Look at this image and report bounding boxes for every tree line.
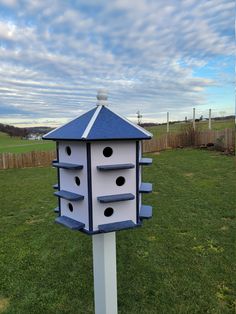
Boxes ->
[0,123,29,138]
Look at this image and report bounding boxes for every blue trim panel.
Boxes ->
[97,193,135,203]
[56,142,61,217]
[80,228,101,235]
[86,143,93,232]
[55,216,85,230]
[44,137,151,142]
[140,205,152,219]
[98,220,138,233]
[97,163,135,171]
[53,183,58,189]
[139,158,152,165]
[80,221,142,235]
[139,183,152,193]
[54,207,59,213]
[52,162,83,170]
[136,141,140,224]
[54,190,84,201]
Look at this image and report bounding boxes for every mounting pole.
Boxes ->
[92,232,118,314]
[209,109,212,130]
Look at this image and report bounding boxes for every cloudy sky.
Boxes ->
[0,0,234,127]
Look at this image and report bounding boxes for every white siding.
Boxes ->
[58,141,89,230]
[91,141,137,231]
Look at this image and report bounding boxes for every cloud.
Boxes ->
[0,103,30,115]
[0,0,17,7]
[0,0,234,125]
[0,21,16,40]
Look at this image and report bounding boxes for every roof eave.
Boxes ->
[42,136,152,142]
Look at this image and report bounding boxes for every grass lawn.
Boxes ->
[0,132,54,154]
[148,119,235,138]
[0,149,235,313]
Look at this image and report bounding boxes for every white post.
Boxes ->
[193,108,196,131]
[209,109,212,130]
[167,112,169,133]
[92,232,118,314]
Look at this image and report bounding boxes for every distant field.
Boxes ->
[147,119,235,138]
[0,132,54,153]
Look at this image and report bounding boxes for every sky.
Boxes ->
[0,0,234,127]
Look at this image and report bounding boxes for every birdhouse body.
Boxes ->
[43,96,153,235]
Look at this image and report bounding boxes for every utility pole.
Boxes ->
[193,108,196,131]
[136,111,142,125]
[209,109,212,130]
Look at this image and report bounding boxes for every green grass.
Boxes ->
[0,132,54,153]
[147,119,235,138]
[0,149,235,313]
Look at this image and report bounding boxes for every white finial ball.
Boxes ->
[97,89,108,101]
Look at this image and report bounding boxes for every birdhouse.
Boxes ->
[43,90,153,234]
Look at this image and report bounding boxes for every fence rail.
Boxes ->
[0,128,234,169]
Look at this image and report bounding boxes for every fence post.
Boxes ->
[167,112,169,133]
[165,133,169,149]
[225,128,229,150]
[2,153,6,169]
[193,108,196,131]
[209,109,212,130]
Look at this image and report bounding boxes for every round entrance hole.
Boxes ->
[75,176,80,186]
[103,146,113,158]
[116,176,125,186]
[104,207,114,217]
[68,203,73,212]
[66,146,71,156]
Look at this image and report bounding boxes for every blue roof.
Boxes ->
[43,105,152,141]
[43,107,97,140]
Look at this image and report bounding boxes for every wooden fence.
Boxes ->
[194,128,234,149]
[0,128,234,169]
[143,128,235,153]
[0,151,56,170]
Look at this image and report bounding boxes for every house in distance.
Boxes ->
[43,89,153,234]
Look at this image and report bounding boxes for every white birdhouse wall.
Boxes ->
[58,141,89,229]
[90,141,137,231]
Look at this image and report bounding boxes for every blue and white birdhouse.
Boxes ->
[43,90,153,234]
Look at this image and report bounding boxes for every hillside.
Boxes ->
[0,132,54,154]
